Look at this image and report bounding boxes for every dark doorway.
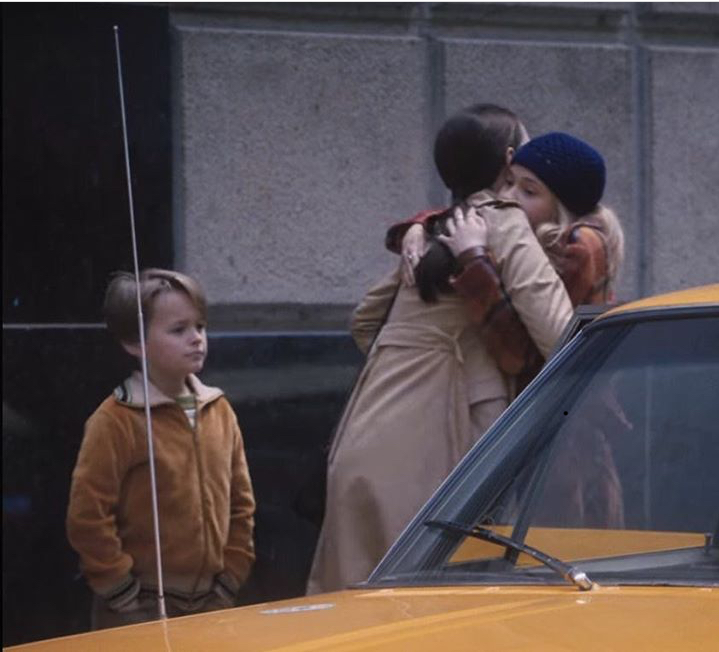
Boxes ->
[2,3,172,645]
[2,2,173,324]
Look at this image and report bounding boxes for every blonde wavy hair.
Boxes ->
[535,201,625,293]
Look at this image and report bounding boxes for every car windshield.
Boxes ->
[369,310,719,588]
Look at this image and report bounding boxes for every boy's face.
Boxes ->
[141,289,207,385]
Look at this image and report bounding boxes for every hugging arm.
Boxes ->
[436,200,573,383]
[433,206,534,374]
[385,202,576,381]
[384,208,445,254]
[481,206,573,360]
[451,256,539,377]
[385,208,447,287]
[451,220,612,383]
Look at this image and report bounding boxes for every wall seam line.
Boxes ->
[628,5,653,299]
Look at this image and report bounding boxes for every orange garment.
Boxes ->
[67,372,255,599]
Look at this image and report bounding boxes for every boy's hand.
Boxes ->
[400,224,427,286]
[212,570,240,608]
[437,206,488,258]
[102,575,141,613]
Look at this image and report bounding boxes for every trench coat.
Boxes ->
[306,191,573,594]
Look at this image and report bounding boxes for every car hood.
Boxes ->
[10,585,718,651]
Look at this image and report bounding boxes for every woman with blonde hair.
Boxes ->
[508,131,624,302]
[393,131,625,392]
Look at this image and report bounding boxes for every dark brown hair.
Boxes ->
[417,104,525,302]
[103,268,207,343]
[434,103,526,202]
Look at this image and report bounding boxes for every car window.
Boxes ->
[371,313,719,587]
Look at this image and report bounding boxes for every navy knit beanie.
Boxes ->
[512,132,606,216]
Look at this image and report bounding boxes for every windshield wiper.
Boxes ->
[425,519,595,591]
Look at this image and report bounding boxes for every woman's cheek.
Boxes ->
[525,202,546,228]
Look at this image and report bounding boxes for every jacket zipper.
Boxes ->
[187,403,210,598]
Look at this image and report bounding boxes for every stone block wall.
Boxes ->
[171,3,719,328]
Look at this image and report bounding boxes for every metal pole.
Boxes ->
[113,25,167,620]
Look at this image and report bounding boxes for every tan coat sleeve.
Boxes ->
[482,205,574,359]
[350,268,400,355]
[66,409,136,594]
[223,409,256,587]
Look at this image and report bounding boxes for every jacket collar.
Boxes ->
[113,371,224,409]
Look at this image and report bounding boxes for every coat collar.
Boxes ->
[113,371,224,409]
[465,189,521,211]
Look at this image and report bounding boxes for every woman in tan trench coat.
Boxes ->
[306,105,574,594]
[389,132,628,527]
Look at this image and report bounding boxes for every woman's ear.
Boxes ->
[505,147,515,166]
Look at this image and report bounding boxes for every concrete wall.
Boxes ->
[171,2,719,328]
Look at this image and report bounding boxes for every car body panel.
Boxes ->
[8,586,718,651]
[600,283,719,318]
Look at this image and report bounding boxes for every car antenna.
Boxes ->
[113,25,167,621]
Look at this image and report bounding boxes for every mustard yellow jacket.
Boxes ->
[66,372,255,598]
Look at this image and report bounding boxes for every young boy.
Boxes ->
[67,268,255,629]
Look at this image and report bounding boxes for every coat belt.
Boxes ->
[373,321,465,363]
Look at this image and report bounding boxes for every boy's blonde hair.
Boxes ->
[536,202,625,294]
[104,268,207,344]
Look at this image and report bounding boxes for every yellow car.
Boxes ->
[8,285,719,651]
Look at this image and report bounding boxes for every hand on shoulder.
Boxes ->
[437,205,488,258]
[400,223,427,286]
